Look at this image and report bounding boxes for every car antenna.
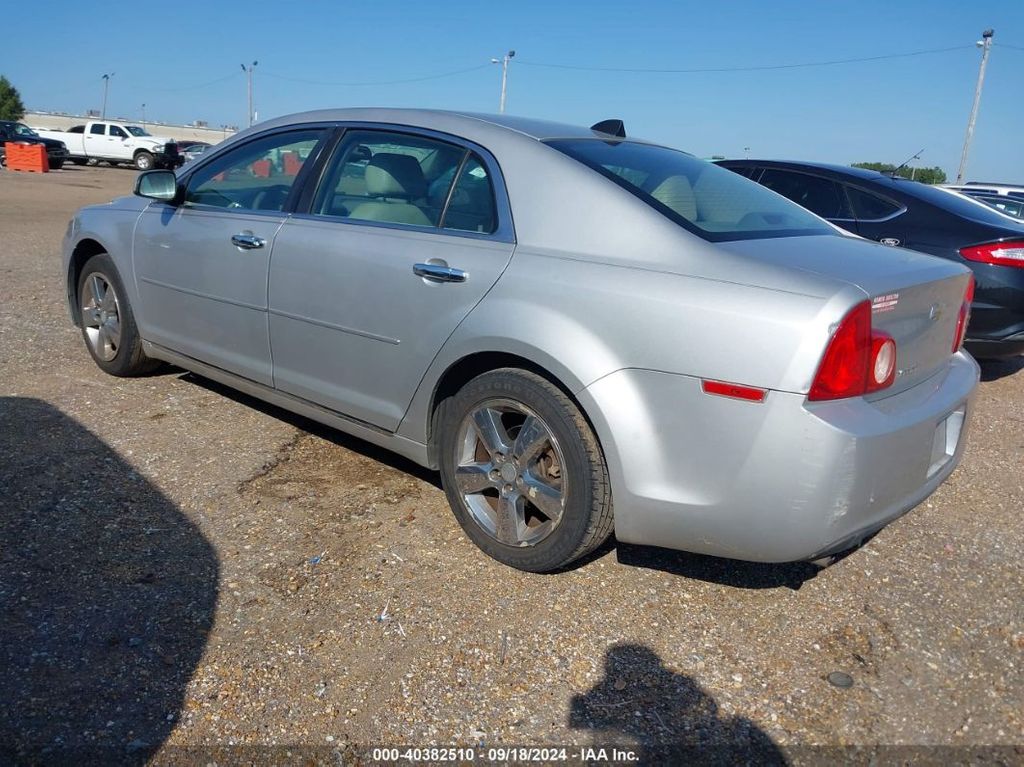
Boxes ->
[590,119,626,138]
[887,149,924,179]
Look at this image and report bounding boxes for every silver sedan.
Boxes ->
[62,109,979,572]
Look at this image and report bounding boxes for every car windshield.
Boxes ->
[125,126,150,137]
[547,139,834,242]
[13,123,38,137]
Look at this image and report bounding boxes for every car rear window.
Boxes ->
[547,139,833,242]
[905,182,1024,228]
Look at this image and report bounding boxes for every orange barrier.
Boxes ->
[5,142,49,173]
[282,151,302,176]
[252,159,271,178]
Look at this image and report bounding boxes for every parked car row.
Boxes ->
[0,121,69,169]
[63,109,979,573]
[34,121,181,170]
[717,160,1024,359]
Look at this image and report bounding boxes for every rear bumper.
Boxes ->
[578,352,980,563]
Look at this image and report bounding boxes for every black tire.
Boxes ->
[48,158,64,170]
[71,158,88,166]
[438,368,613,572]
[134,151,154,171]
[77,253,160,377]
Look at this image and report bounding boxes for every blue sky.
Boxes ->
[6,1,1024,181]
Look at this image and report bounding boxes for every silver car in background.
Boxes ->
[62,109,979,572]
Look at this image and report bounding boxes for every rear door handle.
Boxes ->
[232,233,266,250]
[414,263,467,283]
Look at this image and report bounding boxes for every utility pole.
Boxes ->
[241,61,258,127]
[491,50,515,113]
[956,29,994,184]
[141,103,146,126]
[101,73,114,119]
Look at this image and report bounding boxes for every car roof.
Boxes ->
[249,108,642,144]
[718,158,888,181]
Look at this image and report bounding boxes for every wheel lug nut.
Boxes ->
[503,484,512,493]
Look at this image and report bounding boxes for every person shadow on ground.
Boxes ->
[570,643,786,766]
[0,397,218,764]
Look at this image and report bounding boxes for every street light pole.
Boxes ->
[241,61,258,127]
[101,73,114,119]
[141,103,146,126]
[956,29,994,184]
[491,50,515,113]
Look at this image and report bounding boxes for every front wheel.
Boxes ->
[48,158,65,170]
[438,369,613,572]
[134,152,154,170]
[77,253,159,377]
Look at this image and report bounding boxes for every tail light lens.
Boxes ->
[952,275,975,352]
[809,301,898,401]
[960,240,1024,268]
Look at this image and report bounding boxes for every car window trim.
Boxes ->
[175,124,336,216]
[291,121,515,244]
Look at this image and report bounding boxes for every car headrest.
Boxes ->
[365,153,427,200]
[651,175,697,221]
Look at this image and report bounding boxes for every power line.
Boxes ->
[260,63,492,87]
[150,72,243,93]
[994,42,1024,51]
[516,44,974,73]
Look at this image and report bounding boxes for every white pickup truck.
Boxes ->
[35,121,179,170]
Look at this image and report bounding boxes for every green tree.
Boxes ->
[0,76,26,121]
[851,161,947,185]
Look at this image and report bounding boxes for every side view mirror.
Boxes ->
[135,170,179,202]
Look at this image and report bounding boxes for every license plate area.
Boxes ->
[927,406,965,478]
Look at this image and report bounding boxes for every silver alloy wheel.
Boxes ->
[135,153,153,170]
[454,399,567,547]
[81,272,122,362]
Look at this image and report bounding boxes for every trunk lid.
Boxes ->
[720,233,972,395]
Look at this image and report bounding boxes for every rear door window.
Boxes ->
[758,168,852,219]
[89,124,105,135]
[313,130,467,228]
[846,186,903,221]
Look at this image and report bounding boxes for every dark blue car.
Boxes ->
[718,160,1024,359]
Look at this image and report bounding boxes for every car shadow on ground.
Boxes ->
[177,371,821,589]
[978,356,1024,382]
[570,643,786,766]
[179,371,443,488]
[0,397,218,764]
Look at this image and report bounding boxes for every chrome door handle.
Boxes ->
[414,263,467,283]
[231,233,266,250]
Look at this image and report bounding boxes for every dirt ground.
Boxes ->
[0,165,1021,765]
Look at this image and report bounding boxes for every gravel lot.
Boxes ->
[0,166,1021,764]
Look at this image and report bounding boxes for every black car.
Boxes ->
[718,160,1024,358]
[0,121,70,170]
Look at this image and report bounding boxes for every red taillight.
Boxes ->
[952,275,975,352]
[809,301,898,401]
[960,240,1024,268]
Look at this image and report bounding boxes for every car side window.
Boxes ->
[441,155,497,234]
[846,186,902,221]
[185,129,325,212]
[110,126,127,139]
[313,131,465,228]
[758,169,851,219]
[89,124,105,135]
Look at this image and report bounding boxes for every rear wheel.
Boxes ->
[438,369,613,572]
[77,253,159,377]
[134,152,154,171]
